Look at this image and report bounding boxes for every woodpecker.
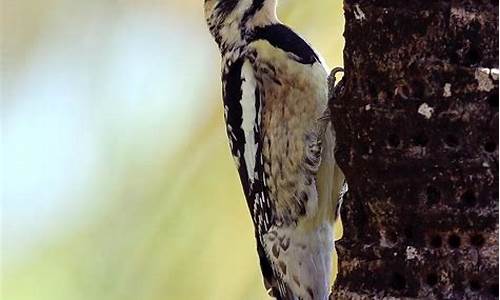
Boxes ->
[205,1,346,299]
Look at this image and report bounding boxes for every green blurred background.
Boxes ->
[2,1,344,299]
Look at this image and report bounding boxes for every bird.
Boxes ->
[204,1,346,299]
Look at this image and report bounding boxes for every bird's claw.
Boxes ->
[328,67,344,99]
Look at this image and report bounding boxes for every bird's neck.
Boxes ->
[217,0,278,53]
[244,0,278,30]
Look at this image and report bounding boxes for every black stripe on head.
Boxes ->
[208,0,242,48]
[242,0,265,24]
[251,24,320,65]
[216,0,239,18]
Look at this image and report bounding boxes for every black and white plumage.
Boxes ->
[204,1,346,299]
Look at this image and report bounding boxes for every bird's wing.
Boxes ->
[220,54,283,298]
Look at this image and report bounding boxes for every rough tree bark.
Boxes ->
[329,1,499,299]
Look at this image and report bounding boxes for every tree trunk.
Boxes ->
[330,1,498,299]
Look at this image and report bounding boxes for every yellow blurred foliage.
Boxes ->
[2,1,344,299]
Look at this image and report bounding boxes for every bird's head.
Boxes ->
[204,0,277,50]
